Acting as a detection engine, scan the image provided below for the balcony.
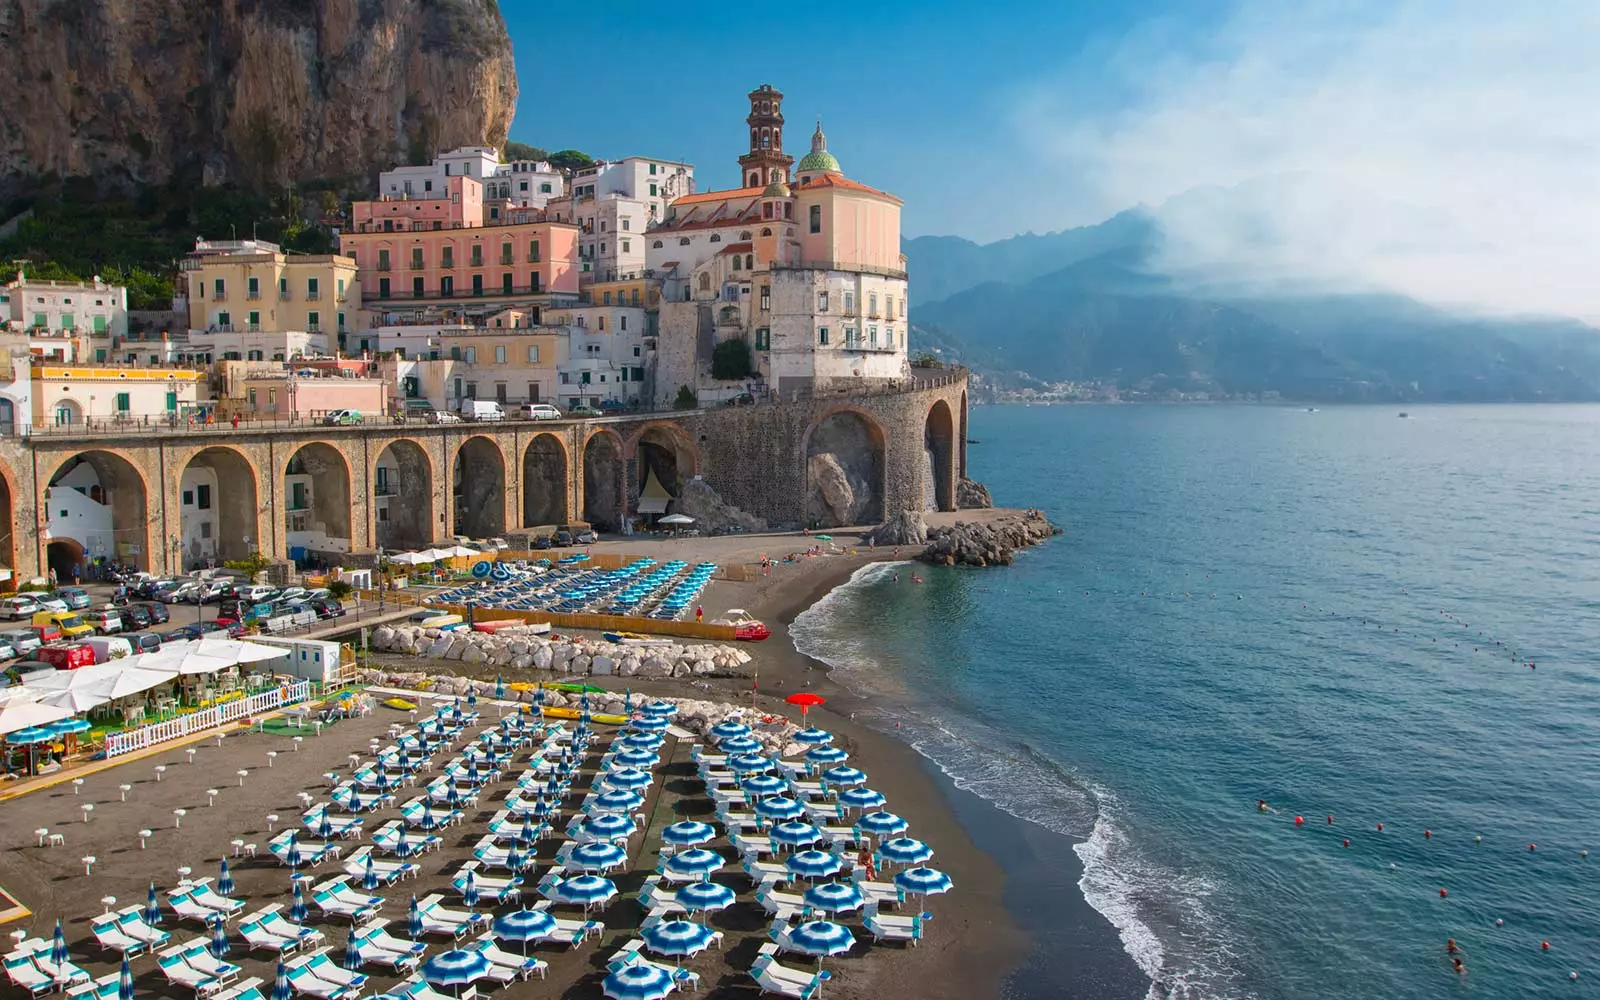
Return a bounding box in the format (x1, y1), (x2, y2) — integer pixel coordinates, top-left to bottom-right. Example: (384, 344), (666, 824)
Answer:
(867, 311), (881, 319)
(410, 261), (426, 270)
(376, 262), (392, 272)
(500, 255), (515, 266)
(279, 289), (292, 300)
(374, 485), (397, 498)
(442, 259), (455, 269)
(842, 339), (899, 353)
(246, 291), (261, 300)
(306, 292), (321, 301)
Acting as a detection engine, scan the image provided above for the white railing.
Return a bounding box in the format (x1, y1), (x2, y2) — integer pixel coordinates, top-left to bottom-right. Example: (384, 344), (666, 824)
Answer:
(104, 680), (312, 758)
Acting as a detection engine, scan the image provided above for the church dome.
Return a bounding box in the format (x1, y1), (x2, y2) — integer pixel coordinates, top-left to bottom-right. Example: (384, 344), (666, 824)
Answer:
(798, 119), (841, 174)
(763, 179), (792, 198)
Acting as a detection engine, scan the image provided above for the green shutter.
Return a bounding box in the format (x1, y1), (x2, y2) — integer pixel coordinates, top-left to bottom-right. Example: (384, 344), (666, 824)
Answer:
(165, 392), (178, 412)
(115, 392), (130, 412)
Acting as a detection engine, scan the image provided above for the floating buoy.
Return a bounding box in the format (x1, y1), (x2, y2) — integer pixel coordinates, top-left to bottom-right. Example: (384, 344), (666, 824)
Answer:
(1582, 850), (1590, 858)
(1295, 815), (1304, 826)
(1530, 843), (1538, 852)
(1377, 823), (1385, 832)
(1474, 836), (1483, 844)
(1327, 815), (1334, 825)
(1543, 941), (1551, 951)
(1570, 972), (1579, 981)
(1342, 839), (1350, 848)
(1495, 919), (1505, 927)
(1425, 829), (1432, 839)
(1440, 889), (1448, 898)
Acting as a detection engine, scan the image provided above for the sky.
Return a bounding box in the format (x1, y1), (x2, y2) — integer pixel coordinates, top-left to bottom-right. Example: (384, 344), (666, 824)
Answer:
(504, 1), (1600, 319)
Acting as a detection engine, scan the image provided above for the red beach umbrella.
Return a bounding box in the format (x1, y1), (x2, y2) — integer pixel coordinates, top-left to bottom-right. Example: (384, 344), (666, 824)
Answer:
(785, 692), (826, 718)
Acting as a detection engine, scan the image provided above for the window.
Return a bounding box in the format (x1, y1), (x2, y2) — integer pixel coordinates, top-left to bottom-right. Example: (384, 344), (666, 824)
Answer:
(114, 392), (130, 412)
(621, 240), (630, 253)
(379, 278), (390, 299)
(338, 312), (346, 330)
(710, 234), (722, 243)
(248, 310), (260, 328)
(755, 328), (769, 350)
(465, 347), (477, 364)
(887, 295), (896, 318)
(279, 277), (288, 298)
(454, 377), (464, 397)
(620, 315), (628, 331)
(307, 311), (320, 331)
(472, 274), (484, 296)
(844, 291), (854, 314)
(528, 240), (540, 262)
(31, 312), (45, 328)
(761, 228), (772, 236)
(602, 292), (611, 305)
(649, 163), (658, 175)
(809, 205), (822, 233)
(732, 256), (741, 272)
(527, 382), (539, 401)
(494, 345), (506, 363)
(869, 293), (878, 316)
(818, 291), (828, 312)
(183, 490), (193, 506)
(501, 241), (514, 264)
(652, 240), (663, 249)
(527, 345), (539, 362)
(599, 221), (607, 233)
(471, 245), (483, 267)
(247, 276), (259, 299)
(540, 183), (552, 193)
(337, 278), (345, 296)
(679, 237), (691, 246)
(598, 316), (606, 331)
(581, 371), (591, 385)
(217, 311), (231, 327)
(600, 243), (607, 255)
(502, 273), (513, 294)
(746, 254), (754, 270)
(466, 381), (477, 398)
(649, 183), (658, 196)
(442, 246), (455, 268)
(196, 484), (211, 510)
(213, 278), (225, 297)
(759, 286), (771, 312)
(495, 383), (507, 403)
(377, 249), (390, 271)
(411, 248), (424, 270)
(441, 275), (454, 296)
(307, 277), (320, 300)
(531, 273), (541, 292)
(633, 346), (641, 357)
(819, 326), (829, 345)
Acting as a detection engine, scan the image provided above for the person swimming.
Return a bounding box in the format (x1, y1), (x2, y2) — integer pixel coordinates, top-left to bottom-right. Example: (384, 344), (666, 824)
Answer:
(1453, 957), (1465, 976)
(1447, 939), (1461, 955)
(1257, 800), (1269, 813)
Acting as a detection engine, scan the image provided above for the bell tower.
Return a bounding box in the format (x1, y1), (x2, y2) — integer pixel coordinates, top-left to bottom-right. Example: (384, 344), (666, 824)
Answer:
(738, 84), (795, 189)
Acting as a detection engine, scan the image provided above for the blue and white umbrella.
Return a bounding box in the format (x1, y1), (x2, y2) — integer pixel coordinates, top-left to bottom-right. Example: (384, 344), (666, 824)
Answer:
(675, 880), (736, 916)
(786, 850), (844, 881)
(284, 831), (302, 869)
(407, 895), (423, 939)
(803, 880), (867, 914)
(628, 715), (670, 733)
(491, 909), (558, 954)
(792, 727), (834, 746)
(567, 842), (627, 871)
(805, 746), (849, 766)
(318, 812), (334, 841)
(755, 796), (806, 821)
(619, 732), (665, 751)
(856, 811), (909, 838)
(543, 874), (618, 909)
(145, 882), (163, 926)
(519, 814), (539, 846)
(661, 821), (717, 847)
(208, 914), (230, 958)
(877, 837), (934, 867)
(446, 783), (462, 808)
(837, 787), (887, 812)
(467, 759), (481, 783)
(769, 821), (825, 848)
(504, 844), (523, 874)
(272, 958), (292, 1000)
(495, 676), (506, 699)
(362, 854), (380, 892)
(217, 858), (235, 896)
(602, 768), (653, 792)
(347, 789), (362, 813)
(784, 920), (855, 961)
(603, 963), (676, 1000)
(640, 919), (716, 958)
(579, 813), (637, 841)
(590, 789), (645, 813)
(460, 869), (479, 907)
(662, 848), (724, 879)
(609, 749), (657, 770)
(51, 919), (69, 965)
(117, 955), (134, 1000)
(740, 773), (787, 798)
(290, 880), (308, 922)
(642, 700), (678, 717)
(344, 924), (362, 971)
(709, 721), (752, 741)
(727, 754), (773, 774)
(422, 949), (493, 997)
(716, 736), (762, 755)
(821, 766), (867, 788)
(895, 866), (954, 898)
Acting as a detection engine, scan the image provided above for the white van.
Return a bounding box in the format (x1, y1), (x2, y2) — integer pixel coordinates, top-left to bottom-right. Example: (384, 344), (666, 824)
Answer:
(518, 404), (562, 421)
(459, 400), (505, 422)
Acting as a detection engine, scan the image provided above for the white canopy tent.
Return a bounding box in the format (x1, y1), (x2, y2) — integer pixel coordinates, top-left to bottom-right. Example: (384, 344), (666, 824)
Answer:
(387, 551), (434, 566)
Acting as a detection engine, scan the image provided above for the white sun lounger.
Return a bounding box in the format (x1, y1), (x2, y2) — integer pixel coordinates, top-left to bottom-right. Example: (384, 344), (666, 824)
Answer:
(89, 915), (148, 957)
(115, 908), (173, 949)
(166, 887), (221, 925)
(750, 945), (828, 998)
(313, 878), (384, 914)
(786, 779), (825, 799)
(717, 807), (761, 830)
(301, 809), (364, 839)
(256, 907), (325, 951)
(3, 952), (56, 999)
(606, 941), (700, 992)
(238, 912), (304, 956)
(179, 941), (242, 985)
(388, 977), (474, 1000)
(281, 961), (350, 1000)
(755, 885), (808, 922)
(64, 971), (121, 1000)
(453, 862), (523, 904)
(731, 832), (772, 856)
(527, 902), (604, 945)
(802, 802), (843, 822)
(863, 903), (926, 945)
(741, 854), (789, 886)
(470, 936), (547, 981)
(215, 977), (266, 1000)
(471, 836), (533, 873)
(416, 896), (489, 940)
(352, 921), (425, 973)
(341, 849), (421, 886)
(310, 888), (378, 923)
(849, 869), (902, 909)
(20, 937), (91, 991)
(188, 880), (246, 920)
(299, 949), (368, 993)
(155, 949), (222, 996)
(636, 879), (687, 919)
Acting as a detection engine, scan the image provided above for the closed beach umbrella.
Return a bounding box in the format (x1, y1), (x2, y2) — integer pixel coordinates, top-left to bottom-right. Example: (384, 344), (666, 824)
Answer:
(348, 789), (363, 813)
(460, 869), (479, 908)
(793, 727), (833, 746)
(504, 844), (523, 874)
(661, 821), (717, 848)
(895, 866), (955, 898)
(590, 789), (645, 813)
(662, 848), (724, 880)
(285, 831), (302, 869)
(51, 920), (68, 966)
(376, 769), (391, 792)
(609, 749), (658, 770)
(628, 715), (670, 733)
(642, 700), (677, 717)
(837, 787), (887, 812)
(467, 689), (478, 708)
(755, 796), (806, 822)
(728, 754), (773, 774)
(640, 919), (716, 958)
(543, 874), (618, 909)
(675, 880), (736, 918)
(362, 854), (380, 892)
(519, 814), (538, 846)
(567, 842), (627, 872)
(145, 882), (163, 926)
(784, 919), (855, 962)
(407, 895), (423, 939)
(740, 773), (787, 797)
(786, 850), (844, 881)
(620, 732), (665, 751)
(495, 676), (506, 699)
(602, 963), (676, 1000)
(579, 813), (637, 842)
(290, 880), (308, 922)
(803, 880), (867, 915)
(602, 768), (652, 792)
(856, 811), (909, 839)
(117, 955), (134, 1000)
(821, 765), (867, 788)
(272, 959), (292, 1000)
(208, 914), (230, 958)
(422, 949), (492, 997)
(318, 812), (334, 841)
(716, 736), (762, 755)
(446, 783), (462, 808)
(769, 821), (825, 848)
(806, 746), (848, 766)
(468, 759), (481, 783)
(709, 721), (751, 742)
(877, 837), (934, 867)
(491, 909), (558, 955)
(343, 924), (362, 971)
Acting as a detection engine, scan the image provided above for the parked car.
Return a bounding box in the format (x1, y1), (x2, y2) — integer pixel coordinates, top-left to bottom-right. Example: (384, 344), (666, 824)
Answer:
(519, 404), (563, 421)
(305, 588), (331, 601)
(162, 582), (205, 604)
(276, 587), (308, 603)
(724, 392), (756, 407)
(33, 595), (69, 613)
(32, 612), (93, 638)
(128, 633), (163, 654)
(566, 406), (600, 417)
(120, 604), (153, 630)
(599, 399), (630, 412)
(83, 636), (132, 663)
(137, 602), (170, 625)
(161, 629), (196, 642)
(0, 640), (16, 661)
(459, 400), (505, 422)
(57, 587), (92, 610)
(554, 530), (574, 547)
(308, 599), (345, 619)
(575, 529), (598, 544)
(0, 596), (40, 621)
(427, 410), (462, 424)
(80, 609), (123, 635)
(26, 623), (63, 645)
(238, 585), (278, 603)
(0, 628), (42, 656)
(323, 408), (365, 426)
(532, 535), (552, 549)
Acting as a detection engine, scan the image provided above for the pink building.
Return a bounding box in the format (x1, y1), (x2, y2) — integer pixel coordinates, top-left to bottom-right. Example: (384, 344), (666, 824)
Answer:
(351, 176), (480, 231)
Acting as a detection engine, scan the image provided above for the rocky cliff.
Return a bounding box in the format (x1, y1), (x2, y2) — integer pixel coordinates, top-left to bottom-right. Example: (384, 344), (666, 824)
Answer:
(0, 0), (518, 197)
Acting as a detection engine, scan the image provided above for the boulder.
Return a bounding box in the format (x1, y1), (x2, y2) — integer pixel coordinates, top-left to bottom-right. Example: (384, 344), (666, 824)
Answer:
(444, 637), (470, 660)
(533, 646), (553, 670)
(591, 655), (615, 676)
(462, 646), (488, 664)
(425, 635), (454, 658)
(511, 654), (534, 670)
(640, 655), (673, 678)
(374, 625), (396, 649)
(692, 659), (715, 675)
(618, 657), (639, 677)
(671, 660), (691, 678)
(957, 477), (995, 509)
(869, 508), (928, 547)
(571, 654), (592, 675)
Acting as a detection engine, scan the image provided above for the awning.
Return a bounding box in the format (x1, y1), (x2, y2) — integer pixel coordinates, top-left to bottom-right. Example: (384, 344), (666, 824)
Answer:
(636, 468), (673, 514)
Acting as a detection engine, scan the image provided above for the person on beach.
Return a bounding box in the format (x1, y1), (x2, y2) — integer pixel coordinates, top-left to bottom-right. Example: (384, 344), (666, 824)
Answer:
(857, 847), (877, 880)
(695, 605), (704, 623)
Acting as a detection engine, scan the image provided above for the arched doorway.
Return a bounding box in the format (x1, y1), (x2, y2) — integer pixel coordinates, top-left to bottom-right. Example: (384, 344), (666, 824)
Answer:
(45, 451), (150, 574)
(375, 439), (434, 551)
(51, 398), (83, 427)
(582, 431), (623, 531)
(283, 443), (352, 566)
(635, 424), (698, 497)
(924, 400), (956, 512)
(804, 410), (886, 527)
(453, 437), (505, 539)
(178, 447), (258, 570)
(0, 462), (15, 575)
(522, 434), (568, 528)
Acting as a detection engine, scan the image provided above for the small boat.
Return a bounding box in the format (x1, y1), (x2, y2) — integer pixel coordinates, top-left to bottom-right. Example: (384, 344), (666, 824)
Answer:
(1398, 412), (1410, 418)
(602, 630), (675, 646)
(711, 608), (772, 642)
(472, 620), (552, 635)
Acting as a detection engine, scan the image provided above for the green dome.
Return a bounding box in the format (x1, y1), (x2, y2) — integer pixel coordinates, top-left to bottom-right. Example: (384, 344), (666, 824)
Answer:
(797, 150), (841, 174)
(763, 179), (792, 198)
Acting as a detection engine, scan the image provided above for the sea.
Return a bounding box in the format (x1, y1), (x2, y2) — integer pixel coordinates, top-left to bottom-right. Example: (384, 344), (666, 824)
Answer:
(790, 403), (1600, 1000)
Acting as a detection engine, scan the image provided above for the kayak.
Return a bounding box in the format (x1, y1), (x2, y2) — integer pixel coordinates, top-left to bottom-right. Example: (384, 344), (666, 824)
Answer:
(603, 631), (675, 646)
(540, 705), (628, 726)
(382, 697), (418, 711)
(546, 682), (606, 694)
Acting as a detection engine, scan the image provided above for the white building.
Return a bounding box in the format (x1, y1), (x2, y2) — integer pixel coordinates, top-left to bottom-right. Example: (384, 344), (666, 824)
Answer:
(378, 146), (501, 200)
(2, 273), (128, 338)
(45, 462), (114, 564)
(486, 160), (565, 210)
(547, 304), (650, 408)
(554, 157), (695, 229)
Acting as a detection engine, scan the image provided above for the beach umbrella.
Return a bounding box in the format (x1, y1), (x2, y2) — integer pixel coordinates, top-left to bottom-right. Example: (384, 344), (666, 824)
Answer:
(460, 869), (479, 908)
(675, 880), (736, 917)
(660, 821), (717, 848)
(602, 963), (676, 1000)
(895, 867), (955, 898)
(208, 914), (230, 958)
(290, 880), (308, 922)
(491, 909), (558, 954)
(376, 769), (392, 792)
(640, 919), (716, 958)
(272, 959), (292, 1000)
(709, 721), (751, 742)
(620, 732), (665, 751)
(728, 754), (773, 774)
(755, 796), (806, 821)
(285, 831), (302, 869)
(447, 783), (462, 807)
(783, 919), (855, 962)
(837, 787), (887, 812)
(877, 837), (934, 867)
(769, 821), (825, 848)
(806, 746), (848, 766)
(467, 689), (478, 708)
(543, 874), (618, 909)
(628, 715), (670, 733)
(518, 814), (538, 846)
(822, 765), (867, 788)
(422, 949), (492, 998)
(145, 882), (163, 926)
(642, 700), (677, 717)
(803, 880), (867, 915)
(495, 676), (506, 699)
(590, 789), (645, 814)
(786, 850), (844, 881)
(47, 717), (90, 736)
(344, 924), (362, 971)
(504, 844), (523, 874)
(856, 811), (909, 838)
(785, 692), (826, 719)
(408, 895), (423, 939)
(661, 848), (724, 880)
(360, 853), (381, 892)
(51, 920), (68, 966)
(609, 749), (658, 770)
(792, 727), (833, 746)
(217, 858), (235, 896)
(347, 789), (362, 813)
(117, 955), (133, 1000)
(7, 727), (54, 744)
(740, 773), (787, 797)
(567, 842), (626, 872)
(318, 812), (335, 841)
(579, 813), (637, 842)
(716, 736), (762, 755)
(602, 768), (653, 792)
(468, 759), (481, 783)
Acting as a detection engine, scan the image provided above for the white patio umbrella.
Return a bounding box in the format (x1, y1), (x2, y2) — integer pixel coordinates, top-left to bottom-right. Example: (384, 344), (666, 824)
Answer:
(658, 514), (695, 526)
(388, 551), (434, 566)
(0, 699), (72, 736)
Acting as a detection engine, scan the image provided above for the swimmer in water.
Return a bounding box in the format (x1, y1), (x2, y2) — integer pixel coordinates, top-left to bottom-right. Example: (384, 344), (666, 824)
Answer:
(1453, 957), (1465, 976)
(1447, 939), (1461, 955)
(1257, 800), (1270, 813)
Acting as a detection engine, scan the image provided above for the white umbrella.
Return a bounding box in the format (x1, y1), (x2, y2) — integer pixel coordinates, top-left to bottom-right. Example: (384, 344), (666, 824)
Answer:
(39, 687), (110, 714)
(0, 699), (71, 735)
(426, 547), (459, 562)
(388, 552), (434, 566)
(658, 514), (695, 526)
(446, 545), (479, 558)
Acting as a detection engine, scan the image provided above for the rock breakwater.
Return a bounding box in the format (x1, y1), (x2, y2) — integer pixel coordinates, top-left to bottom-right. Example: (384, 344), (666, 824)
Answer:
(919, 515), (1061, 567)
(370, 624), (754, 679)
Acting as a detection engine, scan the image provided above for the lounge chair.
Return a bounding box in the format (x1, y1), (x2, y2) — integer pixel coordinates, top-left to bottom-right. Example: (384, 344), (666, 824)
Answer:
(750, 948), (828, 999)
(311, 888), (378, 924)
(741, 853), (789, 886)
(471, 837), (533, 873)
(787, 779), (824, 799)
(710, 788), (748, 808)
(526, 902), (603, 945)
(89, 915), (148, 957)
(189, 881), (247, 920)
(20, 937), (92, 990)
(755, 884), (807, 922)
(166, 888), (219, 925)
(180, 941), (243, 985)
(64, 971), (121, 999)
(636, 879), (687, 919)
(452, 862), (523, 905)
(300, 949), (369, 993)
(314, 878), (384, 915)
(415, 896), (489, 940)
(388, 977), (475, 1000)
(352, 921), (426, 973)
(215, 977), (266, 1000)
(606, 941), (699, 992)
(731, 833), (771, 856)
(257, 907), (326, 951)
(717, 807), (761, 831)
(301, 809), (364, 839)
(155, 949), (222, 996)
(802, 802), (843, 822)
(3, 952), (56, 999)
(399, 798), (461, 829)
(282, 961), (351, 1000)
(342, 847), (421, 886)
(239, 913), (303, 956)
(115, 909), (173, 950)
(372, 821), (442, 856)
(470, 936), (547, 981)
(330, 786), (393, 813)
(849, 869), (901, 909)
(863, 904), (927, 945)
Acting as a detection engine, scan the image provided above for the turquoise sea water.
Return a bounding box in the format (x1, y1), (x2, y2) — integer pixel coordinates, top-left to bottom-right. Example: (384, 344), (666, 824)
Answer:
(791, 404), (1600, 1000)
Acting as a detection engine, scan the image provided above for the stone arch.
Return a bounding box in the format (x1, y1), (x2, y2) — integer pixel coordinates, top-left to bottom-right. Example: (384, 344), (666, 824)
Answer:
(0, 457), (18, 576)
(522, 433), (569, 528)
(45, 450), (151, 573)
(283, 441), (353, 565)
(453, 435), (507, 539)
(177, 446), (259, 569)
(924, 399), (956, 512)
(50, 398), (84, 427)
(802, 407), (887, 528)
(629, 422), (700, 497)
(581, 429), (625, 531)
(959, 390), (969, 479)
(373, 438), (434, 551)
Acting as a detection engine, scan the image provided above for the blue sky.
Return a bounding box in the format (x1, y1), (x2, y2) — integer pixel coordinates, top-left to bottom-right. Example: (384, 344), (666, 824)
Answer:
(501, 0), (1231, 242)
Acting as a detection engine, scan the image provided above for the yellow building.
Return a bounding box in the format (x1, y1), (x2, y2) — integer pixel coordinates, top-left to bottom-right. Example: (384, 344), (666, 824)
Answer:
(582, 278), (658, 310)
(33, 365), (208, 427)
(182, 238), (360, 344)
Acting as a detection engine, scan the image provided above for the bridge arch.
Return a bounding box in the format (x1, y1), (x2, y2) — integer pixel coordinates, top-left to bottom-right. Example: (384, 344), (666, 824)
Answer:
(925, 398), (957, 512)
(959, 390), (969, 479)
(176, 445), (260, 569)
(0, 457), (19, 578)
(44, 450), (151, 576)
(282, 441), (353, 565)
(581, 428), (625, 531)
(801, 406), (887, 528)
(372, 437), (435, 551)
(453, 435), (508, 539)
(522, 432), (569, 528)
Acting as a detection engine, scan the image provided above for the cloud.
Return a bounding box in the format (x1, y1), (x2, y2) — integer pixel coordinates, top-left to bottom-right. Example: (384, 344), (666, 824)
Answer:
(1031, 0), (1600, 318)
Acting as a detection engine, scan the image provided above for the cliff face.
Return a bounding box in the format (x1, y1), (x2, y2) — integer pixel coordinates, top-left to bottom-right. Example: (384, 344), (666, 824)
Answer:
(0, 0), (519, 197)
